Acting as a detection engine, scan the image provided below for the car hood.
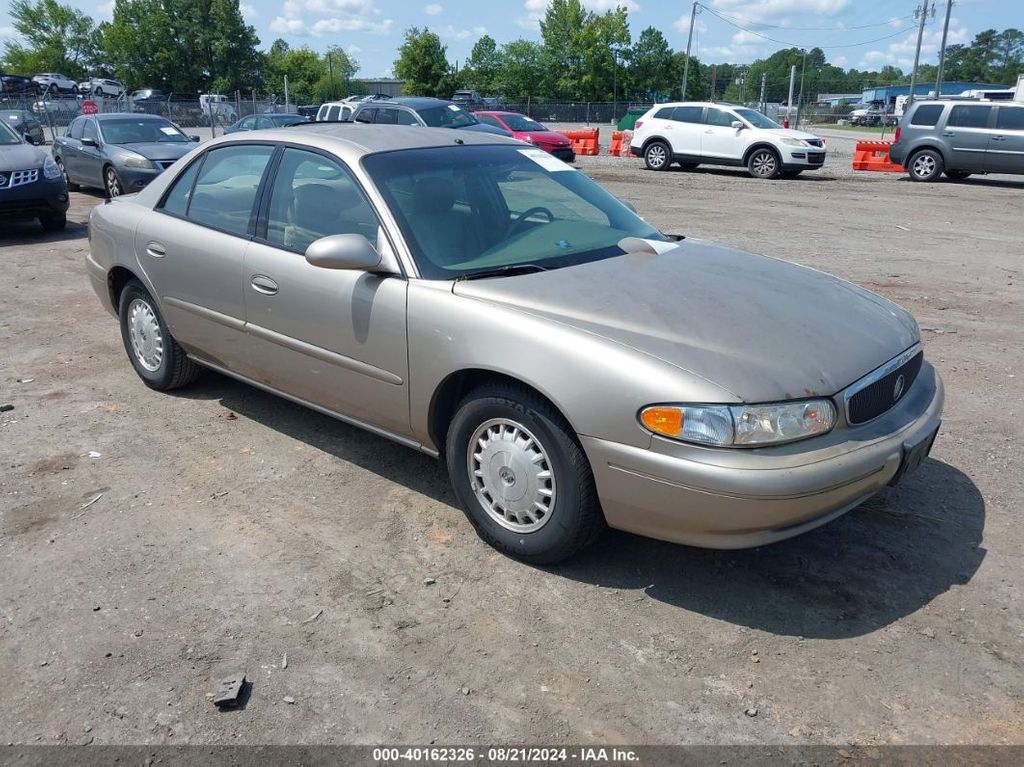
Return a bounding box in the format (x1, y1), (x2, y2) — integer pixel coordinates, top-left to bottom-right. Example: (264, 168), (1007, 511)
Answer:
(452, 240), (919, 402)
(458, 122), (513, 137)
(0, 142), (44, 171)
(517, 130), (571, 147)
(111, 142), (193, 161)
(760, 128), (822, 142)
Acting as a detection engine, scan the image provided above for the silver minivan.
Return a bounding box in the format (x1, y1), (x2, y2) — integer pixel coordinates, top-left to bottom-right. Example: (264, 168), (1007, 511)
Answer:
(890, 99), (1024, 181)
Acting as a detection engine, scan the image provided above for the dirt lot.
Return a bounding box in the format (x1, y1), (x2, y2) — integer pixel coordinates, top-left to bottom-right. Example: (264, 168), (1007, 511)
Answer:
(1, 149), (1022, 747)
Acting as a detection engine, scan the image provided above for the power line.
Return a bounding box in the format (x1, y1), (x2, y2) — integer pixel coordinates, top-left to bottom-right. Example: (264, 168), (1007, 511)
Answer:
(707, 8), (915, 33)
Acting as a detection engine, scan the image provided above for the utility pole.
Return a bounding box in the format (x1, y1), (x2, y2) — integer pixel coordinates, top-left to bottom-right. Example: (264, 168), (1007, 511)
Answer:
(710, 65), (717, 101)
(681, 0), (698, 100)
(759, 71), (767, 113)
(907, 1), (933, 108)
(786, 65), (796, 127)
(935, 0), (954, 97)
(284, 74), (290, 113)
(795, 49), (807, 127)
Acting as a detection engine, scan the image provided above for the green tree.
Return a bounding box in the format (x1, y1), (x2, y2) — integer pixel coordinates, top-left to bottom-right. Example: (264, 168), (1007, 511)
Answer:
(393, 27), (450, 97)
(629, 27), (675, 100)
(584, 8), (630, 101)
(316, 45), (358, 100)
(493, 39), (543, 101)
(538, 0), (592, 99)
(102, 0), (261, 94)
(669, 51), (706, 101)
(264, 39), (330, 104)
(2, 0), (100, 79)
(465, 34), (500, 95)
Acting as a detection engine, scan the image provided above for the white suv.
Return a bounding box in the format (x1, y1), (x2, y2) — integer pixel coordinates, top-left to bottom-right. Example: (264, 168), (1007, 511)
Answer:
(630, 102), (827, 179)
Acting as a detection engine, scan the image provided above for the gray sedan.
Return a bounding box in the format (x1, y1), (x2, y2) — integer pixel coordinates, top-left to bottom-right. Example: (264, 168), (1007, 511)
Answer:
(85, 125), (943, 564)
(53, 113), (198, 197)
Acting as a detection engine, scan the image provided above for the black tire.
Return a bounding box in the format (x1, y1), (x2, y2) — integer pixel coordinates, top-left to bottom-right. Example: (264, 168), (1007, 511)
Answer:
(945, 170), (972, 181)
(445, 384), (605, 564)
(908, 149), (944, 182)
(39, 213), (66, 231)
(104, 164), (123, 198)
(118, 279), (200, 391)
(643, 140), (671, 171)
(678, 162), (699, 170)
(747, 147), (781, 179)
(55, 158), (78, 191)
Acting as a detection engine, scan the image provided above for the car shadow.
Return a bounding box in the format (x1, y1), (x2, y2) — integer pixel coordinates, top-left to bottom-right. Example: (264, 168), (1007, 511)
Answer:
(897, 175), (1024, 190)
(0, 218), (88, 244)
(670, 166), (836, 182)
(172, 372), (984, 640)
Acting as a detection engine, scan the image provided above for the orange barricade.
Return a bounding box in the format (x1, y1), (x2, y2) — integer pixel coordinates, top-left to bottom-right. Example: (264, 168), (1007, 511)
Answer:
(557, 128), (600, 156)
(608, 130), (633, 157)
(852, 141), (904, 173)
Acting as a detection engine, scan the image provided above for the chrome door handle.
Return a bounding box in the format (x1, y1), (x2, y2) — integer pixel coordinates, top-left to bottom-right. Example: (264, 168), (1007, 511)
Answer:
(250, 275), (279, 295)
(145, 241), (166, 258)
(942, 131), (955, 137)
(704, 129), (713, 134)
(991, 135), (1005, 141)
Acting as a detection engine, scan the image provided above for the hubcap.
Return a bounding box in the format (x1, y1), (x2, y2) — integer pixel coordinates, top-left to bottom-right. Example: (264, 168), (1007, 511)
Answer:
(752, 151), (777, 177)
(127, 298), (164, 371)
(106, 168), (120, 197)
(913, 155), (935, 178)
(467, 418), (556, 533)
(647, 145), (666, 168)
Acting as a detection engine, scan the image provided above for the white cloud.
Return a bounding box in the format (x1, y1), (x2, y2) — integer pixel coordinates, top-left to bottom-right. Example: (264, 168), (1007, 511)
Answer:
(519, 0), (639, 31)
(424, 3), (442, 14)
(239, 3), (259, 18)
(0, 24), (17, 40)
(437, 24), (487, 41)
(270, 0), (393, 37)
(673, 17), (708, 34)
(708, 0), (851, 24)
(858, 16), (968, 69)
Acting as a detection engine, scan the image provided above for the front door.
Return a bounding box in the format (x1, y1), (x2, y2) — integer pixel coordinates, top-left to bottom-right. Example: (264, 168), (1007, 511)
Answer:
(700, 106), (744, 162)
(134, 143), (276, 374)
(242, 146), (410, 436)
(943, 104), (993, 171)
(989, 105), (1024, 174)
(665, 105), (705, 159)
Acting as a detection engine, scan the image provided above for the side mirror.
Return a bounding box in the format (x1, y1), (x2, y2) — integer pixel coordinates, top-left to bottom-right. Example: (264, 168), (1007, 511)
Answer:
(81, 137), (98, 147)
(306, 234), (383, 272)
(24, 134), (36, 145)
(731, 121), (744, 130)
(189, 135), (200, 142)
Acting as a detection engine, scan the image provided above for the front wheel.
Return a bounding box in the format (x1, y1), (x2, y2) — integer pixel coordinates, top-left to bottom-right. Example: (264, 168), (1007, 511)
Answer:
(55, 158), (78, 191)
(908, 149), (944, 182)
(747, 148), (781, 179)
(104, 165), (123, 198)
(118, 279), (201, 391)
(643, 140), (671, 171)
(445, 385), (604, 564)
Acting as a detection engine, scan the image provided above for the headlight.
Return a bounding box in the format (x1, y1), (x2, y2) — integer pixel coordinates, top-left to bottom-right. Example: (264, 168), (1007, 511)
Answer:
(42, 155), (62, 179)
(640, 400), (837, 447)
(780, 138), (808, 147)
(121, 153), (156, 169)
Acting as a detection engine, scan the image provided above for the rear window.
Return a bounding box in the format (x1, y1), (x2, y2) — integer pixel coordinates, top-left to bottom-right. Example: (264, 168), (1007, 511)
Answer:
(654, 107), (674, 119)
(672, 106), (703, 124)
(909, 104), (943, 126)
(996, 107), (1024, 131)
(947, 105), (991, 129)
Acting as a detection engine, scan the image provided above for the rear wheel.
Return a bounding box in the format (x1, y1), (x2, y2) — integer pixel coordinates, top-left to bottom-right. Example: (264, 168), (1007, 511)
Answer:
(643, 140), (671, 171)
(445, 384), (604, 564)
(908, 149), (943, 182)
(747, 148), (781, 179)
(118, 279), (201, 391)
(945, 170), (972, 181)
(39, 213), (66, 231)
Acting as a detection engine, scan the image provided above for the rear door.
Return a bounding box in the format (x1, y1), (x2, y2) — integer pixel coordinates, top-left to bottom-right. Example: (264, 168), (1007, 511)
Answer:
(665, 105), (704, 158)
(700, 106), (744, 162)
(989, 104), (1024, 174)
(943, 104), (993, 170)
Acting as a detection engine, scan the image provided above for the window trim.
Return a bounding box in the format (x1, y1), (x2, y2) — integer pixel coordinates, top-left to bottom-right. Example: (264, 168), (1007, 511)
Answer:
(946, 104), (994, 130)
(995, 105), (1024, 131)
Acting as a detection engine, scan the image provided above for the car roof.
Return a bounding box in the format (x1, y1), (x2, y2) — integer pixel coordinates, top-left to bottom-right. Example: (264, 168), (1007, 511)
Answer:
(224, 123), (516, 156)
(375, 97), (451, 109)
(93, 112), (169, 121)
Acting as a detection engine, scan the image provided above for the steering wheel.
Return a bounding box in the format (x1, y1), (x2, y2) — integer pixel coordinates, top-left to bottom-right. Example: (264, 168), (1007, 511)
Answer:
(508, 206), (554, 236)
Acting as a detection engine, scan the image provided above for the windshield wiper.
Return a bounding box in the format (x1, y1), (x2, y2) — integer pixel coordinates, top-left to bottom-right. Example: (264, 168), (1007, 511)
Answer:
(455, 263), (549, 281)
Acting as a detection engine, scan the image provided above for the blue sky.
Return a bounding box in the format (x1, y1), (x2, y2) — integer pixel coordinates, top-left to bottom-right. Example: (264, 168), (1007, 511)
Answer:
(1, 0), (1020, 77)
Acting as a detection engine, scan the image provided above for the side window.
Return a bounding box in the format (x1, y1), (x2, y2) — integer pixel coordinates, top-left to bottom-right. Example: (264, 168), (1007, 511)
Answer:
(654, 107), (674, 119)
(239, 116), (255, 129)
(264, 148), (381, 254)
(396, 109), (419, 126)
(376, 108), (398, 124)
(327, 106), (341, 121)
(186, 145), (275, 236)
(68, 118), (84, 139)
(705, 108), (734, 127)
(82, 119), (98, 142)
(355, 107), (376, 124)
(476, 114), (504, 129)
(672, 106), (703, 124)
(996, 107), (1024, 131)
(947, 105), (991, 129)
(255, 116), (273, 129)
(159, 159), (202, 217)
(909, 105), (944, 126)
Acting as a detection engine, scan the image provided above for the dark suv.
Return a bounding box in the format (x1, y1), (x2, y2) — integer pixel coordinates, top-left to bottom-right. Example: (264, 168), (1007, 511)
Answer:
(890, 99), (1024, 182)
(1, 72), (40, 98)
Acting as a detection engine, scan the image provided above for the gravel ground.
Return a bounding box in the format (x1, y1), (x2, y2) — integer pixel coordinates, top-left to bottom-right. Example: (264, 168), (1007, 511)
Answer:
(1, 149), (1022, 747)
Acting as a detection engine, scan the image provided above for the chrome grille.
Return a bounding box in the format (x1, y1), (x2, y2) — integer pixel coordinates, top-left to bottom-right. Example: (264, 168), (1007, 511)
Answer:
(0, 168), (39, 188)
(845, 346), (924, 425)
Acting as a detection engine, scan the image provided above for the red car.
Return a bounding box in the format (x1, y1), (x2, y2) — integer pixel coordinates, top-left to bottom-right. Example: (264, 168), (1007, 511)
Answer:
(474, 111), (575, 163)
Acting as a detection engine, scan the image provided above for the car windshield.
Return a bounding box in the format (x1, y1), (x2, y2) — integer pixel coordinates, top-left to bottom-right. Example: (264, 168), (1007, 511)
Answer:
(734, 108), (781, 129)
(100, 118), (188, 144)
(416, 105), (477, 128)
(272, 115), (306, 126)
(0, 119), (21, 144)
(363, 144), (666, 280)
(502, 114), (546, 131)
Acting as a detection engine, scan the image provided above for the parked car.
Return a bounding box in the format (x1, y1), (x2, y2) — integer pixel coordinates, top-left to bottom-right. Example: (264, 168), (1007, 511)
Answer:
(224, 112), (308, 133)
(315, 101), (358, 122)
(474, 111), (574, 162)
(31, 96), (81, 125)
(890, 99), (1024, 182)
(79, 78), (125, 98)
(198, 94), (237, 125)
(451, 89), (482, 108)
(0, 116), (68, 230)
(351, 97), (511, 136)
(1, 109), (46, 144)
(0, 72), (40, 98)
(33, 73), (78, 93)
(631, 101), (827, 178)
(84, 124), (942, 564)
(131, 89), (168, 114)
(53, 113), (198, 197)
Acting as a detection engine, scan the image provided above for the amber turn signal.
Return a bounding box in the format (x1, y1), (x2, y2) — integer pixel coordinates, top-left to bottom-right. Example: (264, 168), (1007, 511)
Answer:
(640, 406), (683, 437)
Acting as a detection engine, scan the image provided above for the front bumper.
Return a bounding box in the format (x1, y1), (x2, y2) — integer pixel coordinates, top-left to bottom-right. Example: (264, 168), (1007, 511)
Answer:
(0, 174), (69, 221)
(546, 145), (576, 163)
(780, 145), (826, 170)
(116, 164), (168, 191)
(583, 362), (944, 549)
